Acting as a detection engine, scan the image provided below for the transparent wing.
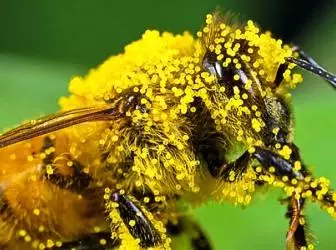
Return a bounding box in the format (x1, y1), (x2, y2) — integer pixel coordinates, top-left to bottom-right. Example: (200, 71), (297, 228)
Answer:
(0, 106), (121, 148)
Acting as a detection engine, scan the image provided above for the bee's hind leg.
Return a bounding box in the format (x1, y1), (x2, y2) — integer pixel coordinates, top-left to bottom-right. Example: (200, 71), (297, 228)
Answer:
(166, 216), (212, 250)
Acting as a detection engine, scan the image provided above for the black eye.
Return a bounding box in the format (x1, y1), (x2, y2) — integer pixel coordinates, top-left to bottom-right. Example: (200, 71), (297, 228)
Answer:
(202, 51), (249, 86)
(202, 51), (253, 100)
(203, 51), (226, 80)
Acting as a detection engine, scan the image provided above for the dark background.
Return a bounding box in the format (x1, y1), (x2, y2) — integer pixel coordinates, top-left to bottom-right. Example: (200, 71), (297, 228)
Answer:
(0, 1), (336, 249)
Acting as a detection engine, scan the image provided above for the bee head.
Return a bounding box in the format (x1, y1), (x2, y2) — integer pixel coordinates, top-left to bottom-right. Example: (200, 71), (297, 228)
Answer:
(203, 52), (294, 148)
(199, 14), (301, 149)
(200, 13), (335, 154)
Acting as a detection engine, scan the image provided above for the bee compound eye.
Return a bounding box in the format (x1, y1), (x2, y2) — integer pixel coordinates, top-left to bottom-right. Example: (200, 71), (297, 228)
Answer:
(234, 68), (249, 84)
(202, 51), (222, 80)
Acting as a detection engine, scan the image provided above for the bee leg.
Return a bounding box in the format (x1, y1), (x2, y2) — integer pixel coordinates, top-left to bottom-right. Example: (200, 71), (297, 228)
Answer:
(53, 232), (120, 250)
(210, 146), (303, 181)
(252, 146), (305, 181)
(40, 136), (92, 194)
(252, 147), (311, 249)
(285, 197), (309, 250)
(108, 193), (162, 248)
(208, 150), (250, 180)
(167, 217), (212, 250)
(43, 159), (92, 193)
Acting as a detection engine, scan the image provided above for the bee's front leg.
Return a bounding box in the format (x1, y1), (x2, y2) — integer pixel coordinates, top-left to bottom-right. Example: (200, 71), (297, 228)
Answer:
(209, 146), (311, 249)
(207, 150), (250, 180)
(252, 147), (310, 250)
(284, 197), (308, 250)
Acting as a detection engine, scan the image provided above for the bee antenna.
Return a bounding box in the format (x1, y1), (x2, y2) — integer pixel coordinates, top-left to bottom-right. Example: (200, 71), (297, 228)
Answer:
(285, 46), (336, 88)
(286, 57), (336, 88)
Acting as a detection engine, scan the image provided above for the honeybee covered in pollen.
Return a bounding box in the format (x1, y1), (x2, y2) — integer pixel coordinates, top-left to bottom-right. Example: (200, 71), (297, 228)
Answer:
(0, 11), (335, 250)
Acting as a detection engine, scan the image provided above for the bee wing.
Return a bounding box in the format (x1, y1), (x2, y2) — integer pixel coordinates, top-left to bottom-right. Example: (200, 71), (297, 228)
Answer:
(0, 106), (122, 148)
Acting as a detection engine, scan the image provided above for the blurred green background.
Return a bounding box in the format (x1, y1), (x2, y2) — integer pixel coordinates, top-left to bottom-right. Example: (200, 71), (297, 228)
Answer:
(1, 1), (336, 249)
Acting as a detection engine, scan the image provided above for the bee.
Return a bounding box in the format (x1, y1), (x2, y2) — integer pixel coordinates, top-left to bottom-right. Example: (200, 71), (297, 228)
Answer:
(0, 11), (335, 250)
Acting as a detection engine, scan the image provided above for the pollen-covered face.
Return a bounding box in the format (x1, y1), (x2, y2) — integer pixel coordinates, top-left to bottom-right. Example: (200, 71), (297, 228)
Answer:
(199, 14), (301, 150)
